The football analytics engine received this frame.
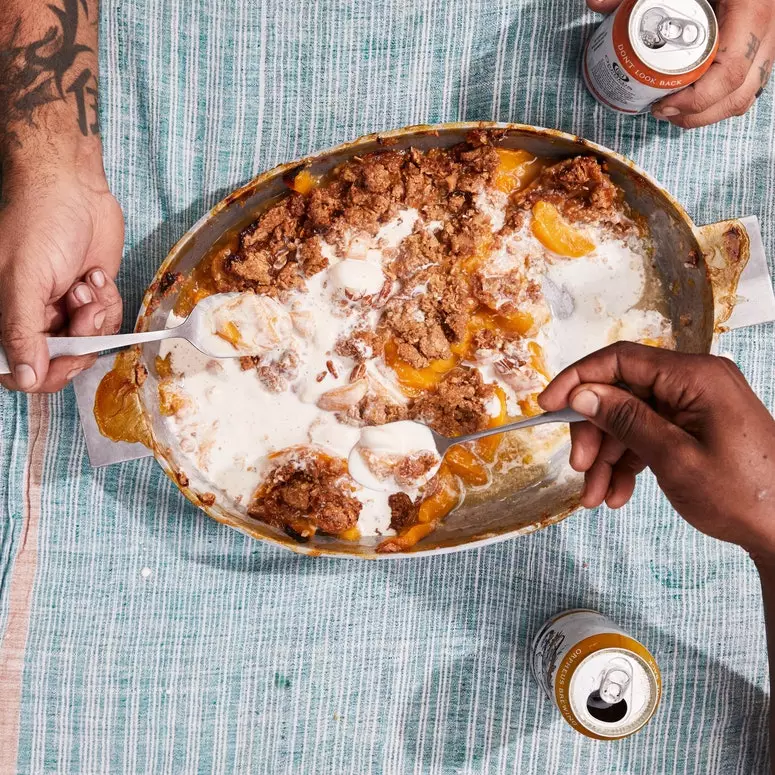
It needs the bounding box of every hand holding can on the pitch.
[583,0,719,115]
[584,0,775,127]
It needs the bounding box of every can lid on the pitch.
[629,0,717,75]
[569,648,660,738]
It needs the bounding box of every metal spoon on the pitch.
[348,408,585,492]
[425,407,585,456]
[0,293,251,375]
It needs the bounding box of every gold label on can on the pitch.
[531,610,662,739]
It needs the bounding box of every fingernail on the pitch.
[653,106,680,117]
[14,364,36,390]
[94,311,106,329]
[66,367,82,381]
[571,389,600,417]
[74,284,92,305]
[90,269,106,288]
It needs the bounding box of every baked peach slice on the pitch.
[339,526,361,541]
[376,464,462,553]
[495,310,536,337]
[377,522,435,553]
[173,252,221,316]
[451,309,537,359]
[155,353,173,379]
[493,149,542,194]
[531,201,595,258]
[518,395,542,417]
[476,386,508,462]
[384,340,457,395]
[445,445,489,486]
[158,380,189,417]
[417,464,461,524]
[515,343,550,416]
[528,341,550,381]
[215,320,243,348]
[458,234,494,273]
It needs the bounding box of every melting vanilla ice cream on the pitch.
[328,259,386,298]
[199,292,294,357]
[348,420,442,496]
[537,237,665,375]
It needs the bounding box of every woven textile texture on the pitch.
[1,0,774,772]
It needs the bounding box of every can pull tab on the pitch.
[640,6,707,50]
[598,658,633,704]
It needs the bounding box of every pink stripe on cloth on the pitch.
[0,395,49,775]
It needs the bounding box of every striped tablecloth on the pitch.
[1,1,774,772]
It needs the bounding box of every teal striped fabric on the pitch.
[1,0,774,772]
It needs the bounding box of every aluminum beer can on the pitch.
[530,609,662,739]
[583,0,719,114]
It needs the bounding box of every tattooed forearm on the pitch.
[0,0,98,149]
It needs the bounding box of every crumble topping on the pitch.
[388,492,419,532]
[413,368,497,437]
[247,451,361,538]
[509,156,622,227]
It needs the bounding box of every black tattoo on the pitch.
[66,67,99,135]
[0,0,98,147]
[760,59,772,87]
[745,32,761,61]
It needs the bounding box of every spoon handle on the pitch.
[0,328,176,375]
[443,407,586,451]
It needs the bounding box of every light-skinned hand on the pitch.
[0,162,124,392]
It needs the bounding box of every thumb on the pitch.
[569,383,691,472]
[586,0,623,11]
[0,263,51,391]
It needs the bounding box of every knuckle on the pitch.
[671,114,702,129]
[716,355,740,374]
[605,397,642,441]
[609,340,637,359]
[714,356,747,389]
[106,296,124,315]
[724,59,749,92]
[681,88,712,114]
[686,97,710,114]
[729,92,753,116]
[104,306,123,332]
[2,322,34,350]
[610,339,651,365]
